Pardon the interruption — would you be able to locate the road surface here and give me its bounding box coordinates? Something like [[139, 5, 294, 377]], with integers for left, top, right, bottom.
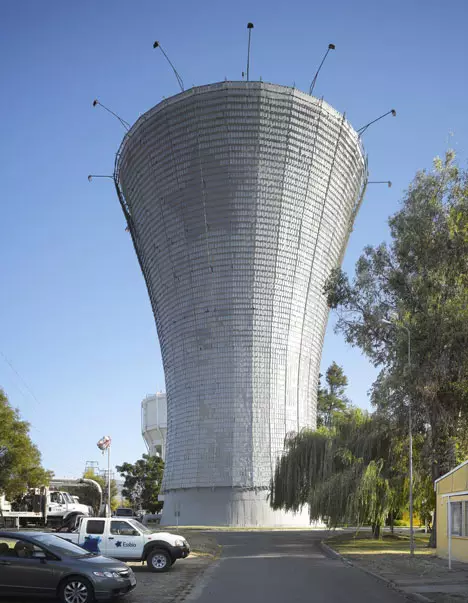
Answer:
[[186, 531, 406, 603]]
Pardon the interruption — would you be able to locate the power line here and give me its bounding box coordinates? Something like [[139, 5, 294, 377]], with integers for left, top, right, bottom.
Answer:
[[0, 350, 41, 405]]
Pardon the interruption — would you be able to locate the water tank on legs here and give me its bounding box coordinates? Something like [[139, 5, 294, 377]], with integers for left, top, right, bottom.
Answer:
[[141, 393, 167, 460]]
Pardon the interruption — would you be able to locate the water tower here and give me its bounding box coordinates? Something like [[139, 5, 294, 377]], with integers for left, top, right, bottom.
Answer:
[[141, 393, 167, 460], [115, 81, 367, 525]]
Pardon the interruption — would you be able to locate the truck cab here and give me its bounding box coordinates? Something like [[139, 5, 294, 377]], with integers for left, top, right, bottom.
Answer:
[[47, 491, 91, 523], [60, 516, 189, 572]]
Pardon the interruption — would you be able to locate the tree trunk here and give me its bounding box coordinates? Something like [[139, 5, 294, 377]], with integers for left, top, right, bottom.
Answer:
[[429, 508, 436, 548], [389, 511, 394, 535], [372, 522, 381, 539]]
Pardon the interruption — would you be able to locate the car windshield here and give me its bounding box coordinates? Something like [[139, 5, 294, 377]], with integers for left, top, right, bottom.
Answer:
[[63, 493, 73, 503], [128, 519, 151, 534], [32, 534, 95, 558]]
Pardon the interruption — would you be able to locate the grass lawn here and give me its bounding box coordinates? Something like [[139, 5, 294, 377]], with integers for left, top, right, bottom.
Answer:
[[328, 530, 434, 556]]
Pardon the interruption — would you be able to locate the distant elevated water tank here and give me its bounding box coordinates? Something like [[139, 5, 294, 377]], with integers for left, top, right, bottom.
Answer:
[[141, 393, 167, 460]]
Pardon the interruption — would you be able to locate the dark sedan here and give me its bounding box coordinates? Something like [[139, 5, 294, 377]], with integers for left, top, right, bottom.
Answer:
[[0, 531, 136, 602]]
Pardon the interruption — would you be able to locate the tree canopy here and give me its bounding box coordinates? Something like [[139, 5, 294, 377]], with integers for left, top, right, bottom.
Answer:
[[116, 454, 164, 513], [325, 151, 468, 485], [317, 362, 350, 428], [270, 409, 410, 537], [0, 389, 52, 500]]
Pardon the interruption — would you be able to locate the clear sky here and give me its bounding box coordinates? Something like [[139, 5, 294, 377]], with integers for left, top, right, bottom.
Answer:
[[0, 0, 467, 479]]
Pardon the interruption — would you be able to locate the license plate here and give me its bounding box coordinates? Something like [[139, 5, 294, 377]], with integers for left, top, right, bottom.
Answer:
[[130, 575, 137, 586]]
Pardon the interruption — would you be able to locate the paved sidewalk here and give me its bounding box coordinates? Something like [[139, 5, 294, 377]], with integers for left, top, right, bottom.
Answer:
[[327, 540, 468, 602], [378, 557, 468, 602]]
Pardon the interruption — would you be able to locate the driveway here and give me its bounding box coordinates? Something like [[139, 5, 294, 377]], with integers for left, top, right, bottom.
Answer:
[[186, 531, 407, 603]]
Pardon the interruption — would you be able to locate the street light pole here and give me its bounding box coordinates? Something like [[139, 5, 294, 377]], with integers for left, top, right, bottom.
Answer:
[[402, 324, 415, 557], [383, 319, 414, 556]]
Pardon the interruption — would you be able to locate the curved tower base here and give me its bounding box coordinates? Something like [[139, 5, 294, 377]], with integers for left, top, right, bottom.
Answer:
[[160, 488, 312, 527]]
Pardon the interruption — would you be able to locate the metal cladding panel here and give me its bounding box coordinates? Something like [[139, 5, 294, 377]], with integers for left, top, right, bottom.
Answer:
[[116, 82, 366, 496]]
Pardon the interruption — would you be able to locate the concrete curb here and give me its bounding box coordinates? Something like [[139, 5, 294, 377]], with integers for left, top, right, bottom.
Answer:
[[318, 540, 435, 603], [318, 540, 342, 560]]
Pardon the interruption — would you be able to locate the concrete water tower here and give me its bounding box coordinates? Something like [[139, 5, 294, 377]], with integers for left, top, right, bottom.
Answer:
[[141, 393, 167, 460]]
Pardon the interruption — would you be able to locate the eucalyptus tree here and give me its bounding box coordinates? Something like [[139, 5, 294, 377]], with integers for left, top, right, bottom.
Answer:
[[325, 151, 468, 543]]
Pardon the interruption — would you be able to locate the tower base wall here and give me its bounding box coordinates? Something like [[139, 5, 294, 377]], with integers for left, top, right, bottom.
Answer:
[[159, 487, 314, 528]]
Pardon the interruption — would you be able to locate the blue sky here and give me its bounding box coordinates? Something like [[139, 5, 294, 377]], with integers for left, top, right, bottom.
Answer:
[[0, 0, 467, 478]]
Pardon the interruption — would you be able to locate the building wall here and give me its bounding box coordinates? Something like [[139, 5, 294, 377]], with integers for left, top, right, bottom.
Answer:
[[115, 81, 366, 525], [436, 463, 468, 562]]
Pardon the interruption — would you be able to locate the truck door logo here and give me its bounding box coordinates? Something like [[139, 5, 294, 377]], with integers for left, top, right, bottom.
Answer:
[[82, 536, 101, 553], [115, 541, 136, 548]]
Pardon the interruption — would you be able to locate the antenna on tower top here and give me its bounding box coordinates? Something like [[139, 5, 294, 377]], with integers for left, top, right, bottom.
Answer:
[[88, 174, 114, 182], [153, 41, 184, 92], [246, 23, 254, 81], [357, 109, 396, 136], [309, 43, 335, 96], [368, 180, 392, 187], [92, 100, 130, 131]]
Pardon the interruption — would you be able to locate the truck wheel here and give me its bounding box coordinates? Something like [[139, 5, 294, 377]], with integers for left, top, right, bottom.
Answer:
[[59, 576, 94, 603], [147, 548, 172, 572]]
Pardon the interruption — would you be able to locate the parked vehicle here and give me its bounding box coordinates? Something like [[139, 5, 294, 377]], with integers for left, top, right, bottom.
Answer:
[[141, 512, 162, 525], [113, 507, 142, 521], [0, 484, 97, 530], [59, 516, 190, 572], [0, 530, 136, 602]]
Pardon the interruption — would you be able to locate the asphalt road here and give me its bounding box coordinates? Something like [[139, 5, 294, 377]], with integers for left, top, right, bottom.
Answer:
[[186, 531, 407, 603]]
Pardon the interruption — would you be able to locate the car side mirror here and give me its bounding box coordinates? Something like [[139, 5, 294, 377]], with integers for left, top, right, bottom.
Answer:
[[32, 551, 47, 560]]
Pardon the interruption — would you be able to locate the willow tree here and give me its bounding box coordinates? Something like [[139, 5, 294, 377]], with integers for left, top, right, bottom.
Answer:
[[271, 409, 409, 538], [325, 151, 468, 545]]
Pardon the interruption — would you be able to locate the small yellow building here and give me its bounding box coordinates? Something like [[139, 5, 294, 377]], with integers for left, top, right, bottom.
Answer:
[[436, 459, 468, 564]]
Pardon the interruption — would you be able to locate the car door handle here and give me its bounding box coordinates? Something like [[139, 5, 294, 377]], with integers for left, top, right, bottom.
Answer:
[[108, 537, 114, 540], [0, 560, 11, 565]]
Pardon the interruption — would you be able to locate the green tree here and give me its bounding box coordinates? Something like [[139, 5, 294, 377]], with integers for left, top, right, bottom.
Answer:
[[317, 362, 349, 428], [81, 469, 119, 513], [325, 151, 468, 544], [116, 454, 164, 514], [0, 389, 52, 501], [271, 409, 410, 538]]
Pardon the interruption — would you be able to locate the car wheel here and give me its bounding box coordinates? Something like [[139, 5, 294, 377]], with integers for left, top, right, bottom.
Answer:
[[147, 548, 172, 572], [59, 576, 94, 603]]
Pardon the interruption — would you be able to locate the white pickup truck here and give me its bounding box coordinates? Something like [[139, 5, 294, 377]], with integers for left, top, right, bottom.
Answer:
[[58, 516, 190, 572]]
